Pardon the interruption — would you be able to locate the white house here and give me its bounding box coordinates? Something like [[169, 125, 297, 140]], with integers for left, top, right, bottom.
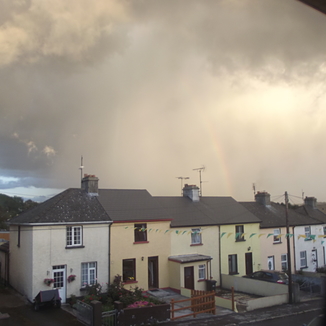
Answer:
[[9, 175, 112, 303]]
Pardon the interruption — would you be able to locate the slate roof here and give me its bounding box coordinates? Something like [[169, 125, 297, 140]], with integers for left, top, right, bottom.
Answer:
[[154, 196, 261, 227], [240, 201, 326, 228], [9, 189, 111, 225], [97, 189, 171, 222]]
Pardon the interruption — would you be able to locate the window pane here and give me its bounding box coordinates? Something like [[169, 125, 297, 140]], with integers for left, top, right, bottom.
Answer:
[[123, 259, 136, 281], [134, 224, 147, 242], [191, 228, 202, 244]]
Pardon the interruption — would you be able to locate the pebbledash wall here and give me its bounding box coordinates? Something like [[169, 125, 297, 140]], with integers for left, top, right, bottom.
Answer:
[[110, 220, 171, 291], [10, 223, 111, 303]]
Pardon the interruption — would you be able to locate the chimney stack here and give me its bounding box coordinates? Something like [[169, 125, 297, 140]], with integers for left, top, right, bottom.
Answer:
[[183, 184, 200, 202], [255, 191, 271, 206], [304, 196, 317, 209], [81, 174, 99, 196]]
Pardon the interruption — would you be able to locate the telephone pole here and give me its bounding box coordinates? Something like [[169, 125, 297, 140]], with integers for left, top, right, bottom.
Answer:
[[285, 191, 293, 304]]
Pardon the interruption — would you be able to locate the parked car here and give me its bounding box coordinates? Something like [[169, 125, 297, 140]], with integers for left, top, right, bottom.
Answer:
[[303, 314, 324, 326], [243, 270, 289, 284]]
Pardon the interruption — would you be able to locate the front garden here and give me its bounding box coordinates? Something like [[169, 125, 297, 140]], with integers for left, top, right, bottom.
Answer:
[[70, 274, 166, 312]]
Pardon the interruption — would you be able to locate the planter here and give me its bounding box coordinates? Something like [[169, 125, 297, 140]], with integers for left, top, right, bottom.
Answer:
[[117, 303, 170, 326]]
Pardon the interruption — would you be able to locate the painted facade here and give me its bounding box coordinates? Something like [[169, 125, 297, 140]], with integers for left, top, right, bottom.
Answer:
[[10, 222, 111, 303], [110, 221, 171, 291], [220, 223, 261, 277], [258, 226, 295, 272]]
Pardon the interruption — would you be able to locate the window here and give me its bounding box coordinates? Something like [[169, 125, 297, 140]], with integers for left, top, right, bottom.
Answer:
[[81, 262, 97, 287], [323, 226, 326, 235], [123, 259, 136, 282], [134, 224, 147, 242], [300, 251, 307, 268], [281, 254, 288, 271], [228, 254, 238, 274], [273, 229, 281, 243], [191, 228, 202, 245], [66, 226, 82, 247], [198, 264, 206, 280], [235, 225, 245, 241], [304, 226, 311, 241]]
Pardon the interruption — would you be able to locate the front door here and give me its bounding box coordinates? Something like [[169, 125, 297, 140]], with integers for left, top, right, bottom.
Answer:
[[53, 265, 66, 303], [184, 266, 194, 290], [312, 249, 318, 271], [148, 256, 159, 289], [267, 256, 274, 270], [245, 253, 253, 275]]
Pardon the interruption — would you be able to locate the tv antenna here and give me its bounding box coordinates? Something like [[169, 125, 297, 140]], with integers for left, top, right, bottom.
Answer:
[[79, 156, 84, 183], [252, 183, 256, 195], [176, 177, 189, 195], [193, 166, 205, 196]]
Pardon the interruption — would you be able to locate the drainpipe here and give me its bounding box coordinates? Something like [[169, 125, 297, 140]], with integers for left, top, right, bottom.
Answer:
[[218, 226, 222, 288], [108, 223, 112, 286]]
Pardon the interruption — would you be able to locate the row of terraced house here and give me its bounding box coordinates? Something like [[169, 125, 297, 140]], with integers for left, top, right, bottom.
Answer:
[[2, 174, 326, 303]]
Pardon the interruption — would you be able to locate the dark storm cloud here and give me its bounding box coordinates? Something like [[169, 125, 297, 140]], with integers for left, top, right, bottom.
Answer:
[[1, 0, 326, 200]]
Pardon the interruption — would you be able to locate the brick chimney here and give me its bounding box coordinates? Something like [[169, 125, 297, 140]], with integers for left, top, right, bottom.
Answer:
[[255, 191, 271, 206], [183, 184, 200, 202], [304, 196, 317, 209], [81, 174, 99, 196]]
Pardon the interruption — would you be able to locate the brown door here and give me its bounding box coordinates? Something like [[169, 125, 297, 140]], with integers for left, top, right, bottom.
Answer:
[[184, 266, 194, 289], [148, 256, 159, 289], [245, 253, 253, 275]]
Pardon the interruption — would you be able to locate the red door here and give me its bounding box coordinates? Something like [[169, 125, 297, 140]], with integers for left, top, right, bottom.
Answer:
[[184, 266, 194, 289]]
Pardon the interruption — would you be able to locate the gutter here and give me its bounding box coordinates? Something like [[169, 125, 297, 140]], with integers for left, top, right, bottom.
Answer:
[[9, 221, 113, 226]]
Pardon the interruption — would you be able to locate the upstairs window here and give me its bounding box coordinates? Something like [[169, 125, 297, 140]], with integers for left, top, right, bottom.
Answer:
[[235, 225, 245, 241], [191, 228, 202, 245], [304, 226, 311, 241], [273, 229, 281, 243], [134, 224, 147, 242], [66, 226, 82, 247]]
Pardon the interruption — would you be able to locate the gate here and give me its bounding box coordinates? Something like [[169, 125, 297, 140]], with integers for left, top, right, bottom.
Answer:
[[75, 300, 93, 326], [170, 290, 215, 320], [102, 310, 118, 326]]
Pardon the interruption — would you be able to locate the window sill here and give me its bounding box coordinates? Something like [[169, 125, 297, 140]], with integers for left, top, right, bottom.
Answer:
[[133, 241, 149, 244], [190, 243, 203, 246], [198, 279, 207, 282], [273, 242, 282, 244], [235, 239, 246, 242], [304, 238, 312, 241], [65, 245, 85, 249], [122, 280, 138, 285]]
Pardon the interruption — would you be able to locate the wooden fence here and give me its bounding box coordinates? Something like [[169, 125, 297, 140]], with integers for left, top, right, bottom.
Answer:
[[170, 290, 216, 320]]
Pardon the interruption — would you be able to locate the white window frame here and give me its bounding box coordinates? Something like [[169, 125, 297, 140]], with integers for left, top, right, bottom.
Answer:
[[66, 226, 82, 247], [273, 228, 281, 243], [281, 254, 288, 271], [304, 226, 311, 241], [191, 228, 202, 245], [300, 251, 307, 268], [81, 262, 97, 287], [198, 264, 206, 280]]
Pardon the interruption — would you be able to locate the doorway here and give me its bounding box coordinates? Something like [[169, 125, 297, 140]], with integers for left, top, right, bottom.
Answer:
[[267, 256, 274, 270], [148, 256, 159, 289], [245, 253, 253, 275], [52, 265, 66, 303], [184, 266, 194, 290]]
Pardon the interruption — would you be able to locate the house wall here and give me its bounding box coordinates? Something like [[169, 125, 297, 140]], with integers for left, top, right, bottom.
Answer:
[[10, 223, 110, 303], [294, 224, 325, 272], [110, 221, 171, 291], [168, 260, 181, 290], [259, 226, 295, 272], [220, 223, 261, 277], [170, 226, 220, 284], [9, 225, 34, 300]]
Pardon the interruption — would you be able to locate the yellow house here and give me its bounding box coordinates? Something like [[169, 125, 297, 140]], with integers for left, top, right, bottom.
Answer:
[[155, 184, 262, 292]]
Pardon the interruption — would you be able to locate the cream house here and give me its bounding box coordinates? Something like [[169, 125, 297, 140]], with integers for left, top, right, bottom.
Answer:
[[9, 175, 112, 303]]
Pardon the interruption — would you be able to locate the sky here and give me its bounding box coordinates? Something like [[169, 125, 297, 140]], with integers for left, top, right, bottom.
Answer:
[[1, 0, 326, 204]]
